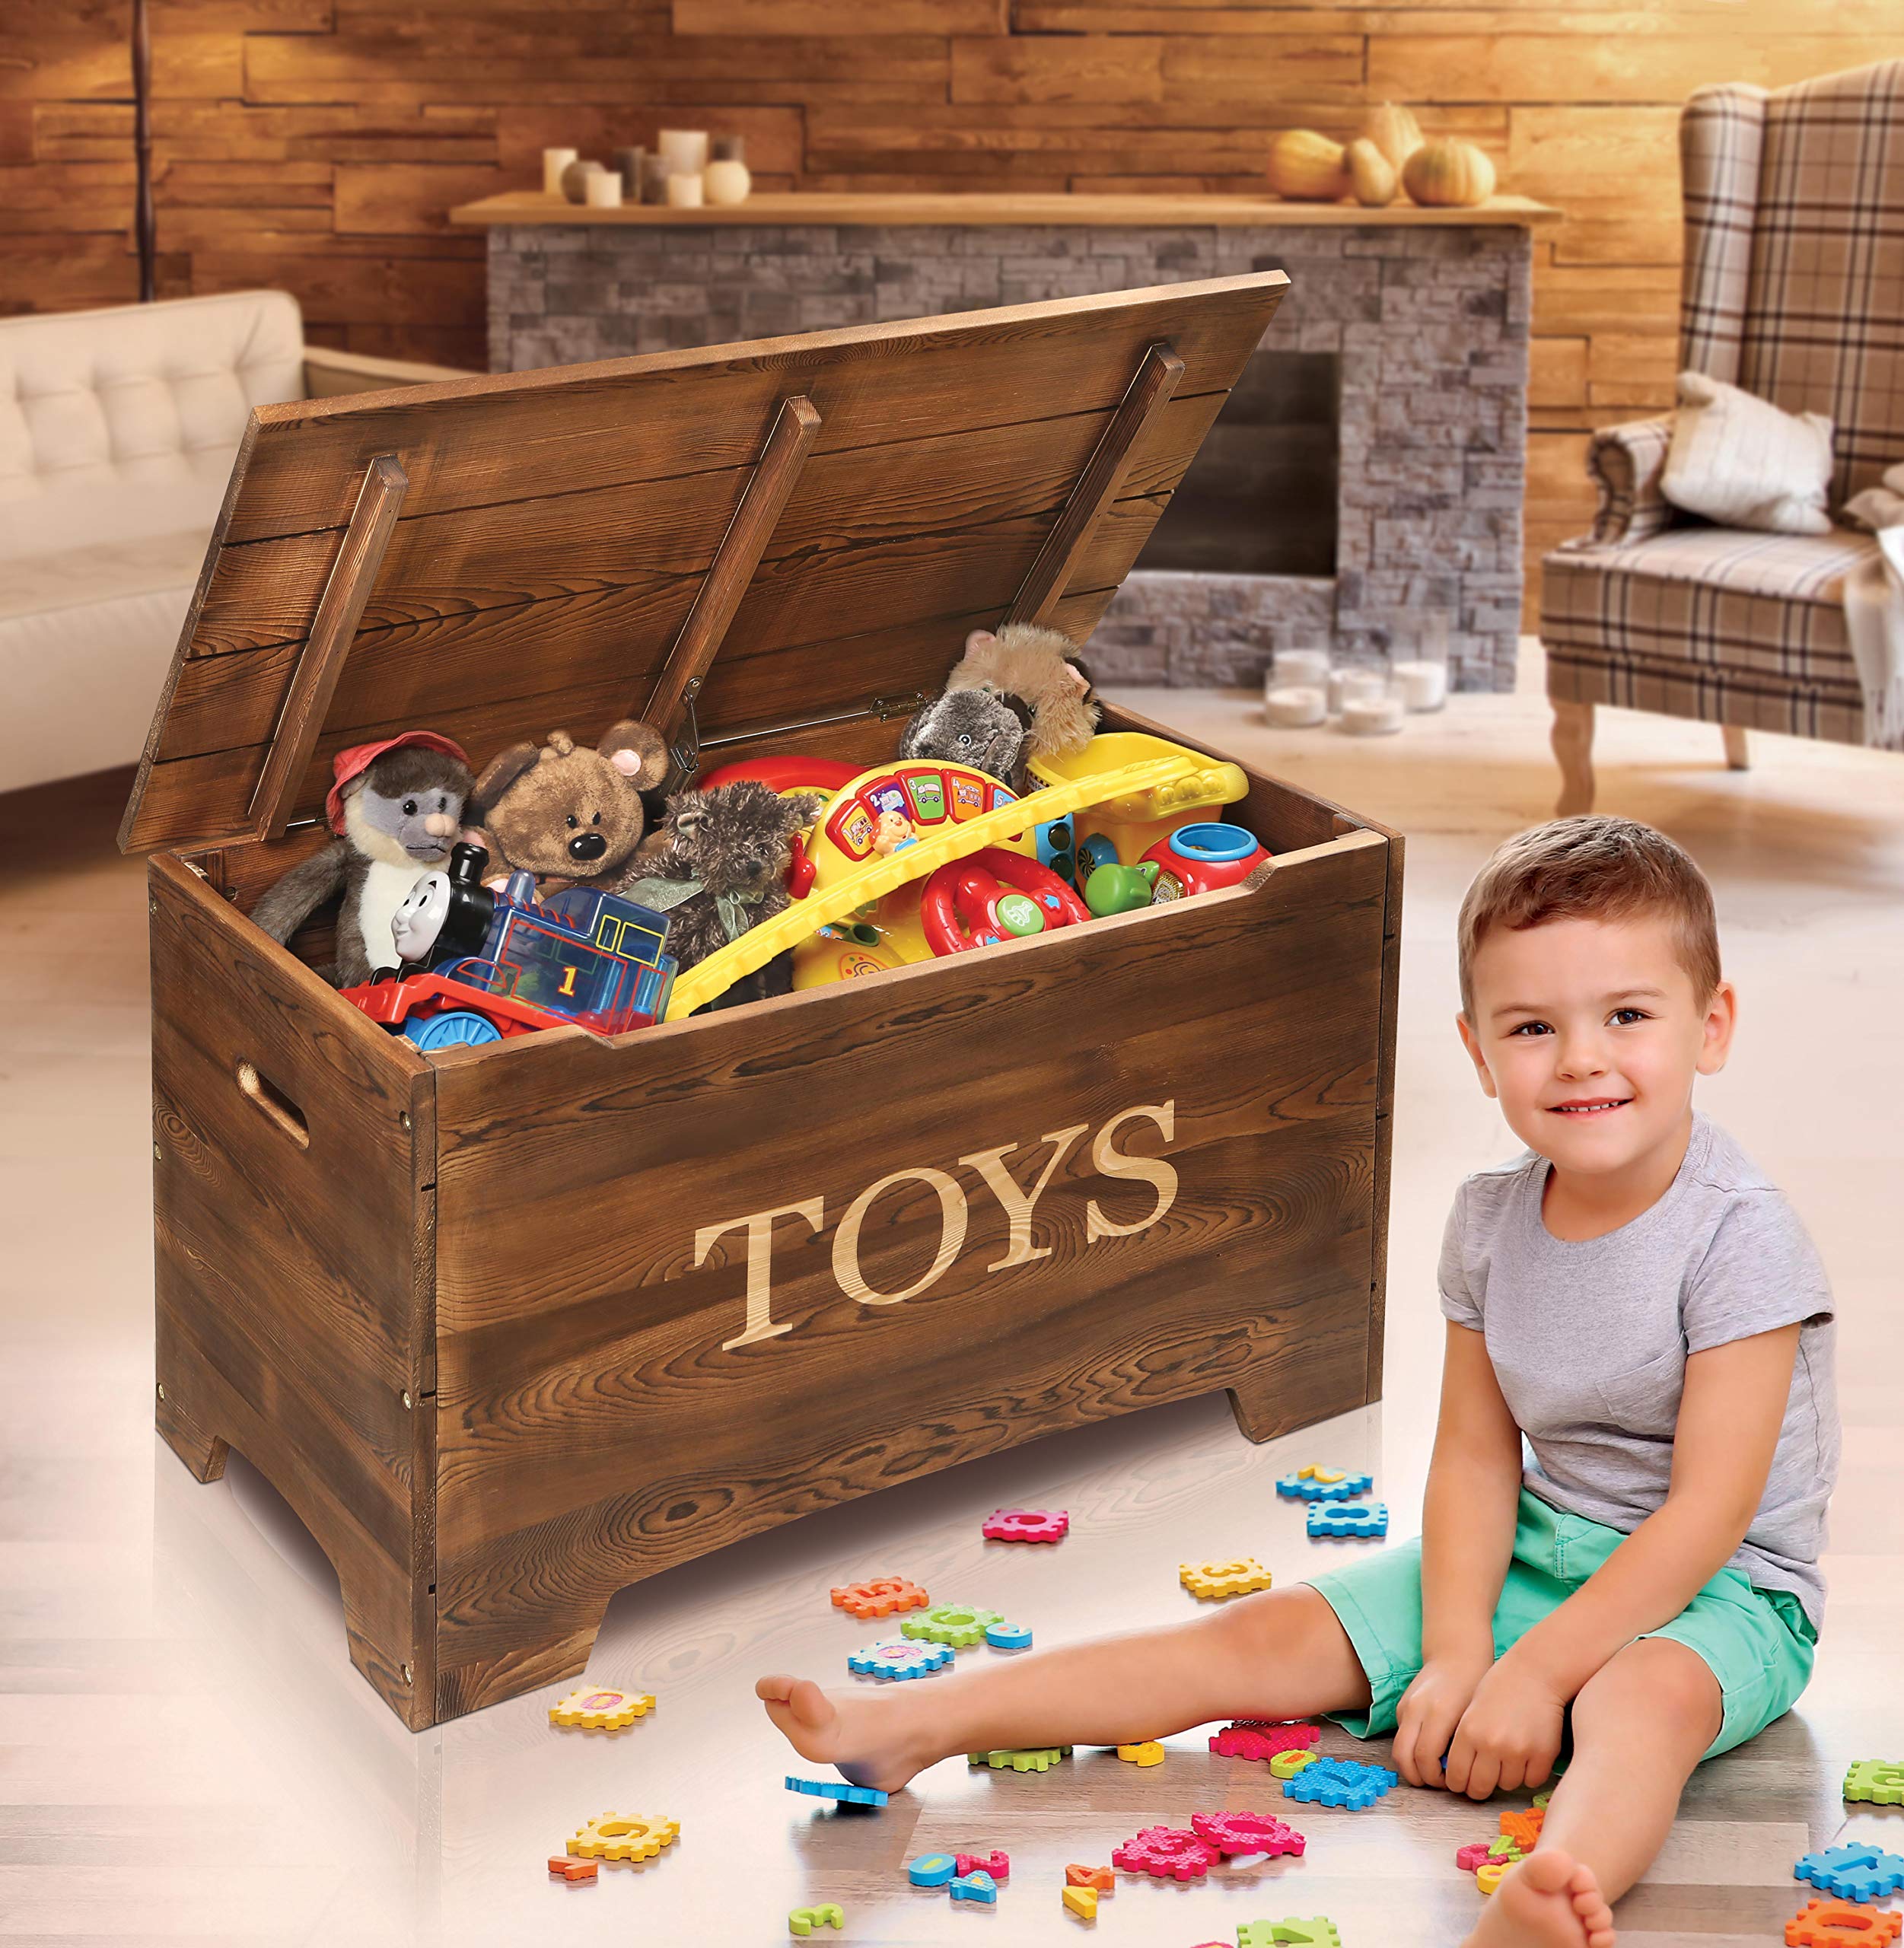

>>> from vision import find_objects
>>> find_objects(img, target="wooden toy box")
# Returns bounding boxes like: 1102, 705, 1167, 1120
123, 272, 1403, 1730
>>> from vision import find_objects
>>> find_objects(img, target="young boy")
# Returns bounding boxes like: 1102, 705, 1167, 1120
759, 816, 1838, 1948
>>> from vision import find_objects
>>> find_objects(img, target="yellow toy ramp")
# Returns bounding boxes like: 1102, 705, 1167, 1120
664, 753, 1198, 1020
1028, 730, 1247, 824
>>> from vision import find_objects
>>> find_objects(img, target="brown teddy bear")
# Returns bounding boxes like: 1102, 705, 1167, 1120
464, 721, 667, 895
619, 781, 826, 1012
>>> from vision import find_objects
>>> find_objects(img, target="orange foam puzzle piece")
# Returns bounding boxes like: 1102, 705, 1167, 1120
1787, 1902, 1904, 1948
1499, 1807, 1545, 1851
1065, 1864, 1115, 1891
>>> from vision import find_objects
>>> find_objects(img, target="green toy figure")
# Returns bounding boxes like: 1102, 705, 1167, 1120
1084, 860, 1159, 917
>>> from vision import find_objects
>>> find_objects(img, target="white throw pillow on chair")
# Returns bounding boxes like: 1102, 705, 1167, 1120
1662, 371, 1835, 535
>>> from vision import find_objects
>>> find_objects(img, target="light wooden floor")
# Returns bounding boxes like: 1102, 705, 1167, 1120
4, 646, 1901, 1946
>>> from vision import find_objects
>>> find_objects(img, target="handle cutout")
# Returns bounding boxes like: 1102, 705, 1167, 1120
236, 1061, 310, 1149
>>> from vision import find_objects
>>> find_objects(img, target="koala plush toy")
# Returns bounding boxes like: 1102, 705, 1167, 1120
464, 720, 668, 895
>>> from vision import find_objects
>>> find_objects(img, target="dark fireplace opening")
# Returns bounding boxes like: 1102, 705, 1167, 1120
1135, 349, 1339, 578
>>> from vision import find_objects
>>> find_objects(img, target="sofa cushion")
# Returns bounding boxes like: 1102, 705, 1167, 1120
1543, 524, 1877, 743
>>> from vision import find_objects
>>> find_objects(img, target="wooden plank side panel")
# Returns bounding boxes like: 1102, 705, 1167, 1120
148, 855, 438, 1726
428, 832, 1389, 1714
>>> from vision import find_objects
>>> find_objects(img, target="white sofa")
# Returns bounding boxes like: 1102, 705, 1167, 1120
0, 289, 466, 794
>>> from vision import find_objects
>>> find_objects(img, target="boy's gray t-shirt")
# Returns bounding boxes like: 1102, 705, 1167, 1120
1439, 1112, 1837, 1628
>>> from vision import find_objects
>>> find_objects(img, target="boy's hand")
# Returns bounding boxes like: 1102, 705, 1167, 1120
1442, 1650, 1566, 1798
1393, 1651, 1493, 1789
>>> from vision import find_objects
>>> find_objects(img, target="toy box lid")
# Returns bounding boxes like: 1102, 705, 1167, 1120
119, 271, 1287, 855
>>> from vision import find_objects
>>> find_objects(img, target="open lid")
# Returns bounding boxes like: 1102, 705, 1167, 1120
120, 271, 1287, 855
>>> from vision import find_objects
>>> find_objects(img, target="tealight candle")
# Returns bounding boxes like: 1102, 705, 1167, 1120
1264, 685, 1326, 728
1339, 694, 1406, 737
542, 147, 578, 196
1272, 648, 1331, 691
1394, 658, 1449, 711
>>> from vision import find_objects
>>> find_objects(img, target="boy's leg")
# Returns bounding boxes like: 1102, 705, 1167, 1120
759, 1585, 1372, 1792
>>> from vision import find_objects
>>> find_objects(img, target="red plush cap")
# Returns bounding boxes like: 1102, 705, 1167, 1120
325, 730, 470, 835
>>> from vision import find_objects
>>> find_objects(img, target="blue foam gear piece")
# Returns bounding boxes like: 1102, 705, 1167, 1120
907, 1853, 959, 1887
1282, 1755, 1398, 1810
1794, 1845, 1904, 1902
847, 1641, 954, 1680
949, 1870, 998, 1904
1306, 1501, 1389, 1538
984, 1622, 1033, 1650
785, 1775, 890, 1806
1276, 1473, 1374, 1501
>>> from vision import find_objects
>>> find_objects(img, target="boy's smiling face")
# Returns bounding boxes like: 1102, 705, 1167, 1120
1457, 911, 1737, 1177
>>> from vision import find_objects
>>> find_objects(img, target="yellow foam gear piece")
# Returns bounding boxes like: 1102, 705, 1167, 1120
1116, 1740, 1165, 1766
1297, 1466, 1346, 1484
566, 1812, 680, 1863
1269, 1749, 1318, 1779
664, 753, 1200, 1019
549, 1685, 656, 1730
1476, 1860, 1511, 1895
1063, 1885, 1099, 1921
1180, 1558, 1274, 1601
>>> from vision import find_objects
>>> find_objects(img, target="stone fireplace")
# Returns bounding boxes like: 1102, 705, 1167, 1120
459, 192, 1552, 691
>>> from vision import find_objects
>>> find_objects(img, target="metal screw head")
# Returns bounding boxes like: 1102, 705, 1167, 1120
401, 1389, 413, 1411
400, 1663, 413, 1685
154, 1141, 162, 1160
149, 899, 159, 915
400, 1112, 412, 1132
156, 1383, 167, 1402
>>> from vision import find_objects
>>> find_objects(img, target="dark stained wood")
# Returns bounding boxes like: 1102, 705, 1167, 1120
1008, 341, 1184, 627
643, 391, 820, 757
247, 452, 408, 840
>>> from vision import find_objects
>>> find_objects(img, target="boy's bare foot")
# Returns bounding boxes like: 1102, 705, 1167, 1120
1463, 1850, 1617, 1948
756, 1674, 942, 1794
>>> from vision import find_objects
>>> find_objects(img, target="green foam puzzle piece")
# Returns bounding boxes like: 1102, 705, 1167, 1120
1846, 1762, 1904, 1806
1239, 1920, 1342, 1948
966, 1745, 1071, 1772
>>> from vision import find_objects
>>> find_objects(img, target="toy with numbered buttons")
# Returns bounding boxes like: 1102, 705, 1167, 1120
1141, 821, 1272, 900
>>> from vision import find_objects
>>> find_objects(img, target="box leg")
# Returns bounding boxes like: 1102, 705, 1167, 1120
1227, 1373, 1302, 1445
156, 1383, 230, 1483
436, 1591, 611, 1722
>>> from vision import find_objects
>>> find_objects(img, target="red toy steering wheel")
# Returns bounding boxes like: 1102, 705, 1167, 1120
919, 848, 1090, 956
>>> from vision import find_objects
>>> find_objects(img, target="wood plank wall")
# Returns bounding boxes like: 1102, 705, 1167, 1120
4, 0, 1893, 623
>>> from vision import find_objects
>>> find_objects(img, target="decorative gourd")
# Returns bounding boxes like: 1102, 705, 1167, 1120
1403, 138, 1497, 208
1345, 138, 1397, 208
1266, 129, 1352, 202
1361, 102, 1425, 172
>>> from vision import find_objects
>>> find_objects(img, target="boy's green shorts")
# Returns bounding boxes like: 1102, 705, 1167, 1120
1307, 1488, 1816, 1762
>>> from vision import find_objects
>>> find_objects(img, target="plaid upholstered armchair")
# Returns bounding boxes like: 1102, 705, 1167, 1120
1541, 60, 1904, 814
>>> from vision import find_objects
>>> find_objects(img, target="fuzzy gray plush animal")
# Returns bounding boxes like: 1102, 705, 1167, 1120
250, 732, 474, 987
896, 686, 1031, 791
619, 781, 826, 1012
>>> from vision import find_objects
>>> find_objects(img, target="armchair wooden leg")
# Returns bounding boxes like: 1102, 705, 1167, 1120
1551, 700, 1596, 817
1722, 724, 1750, 771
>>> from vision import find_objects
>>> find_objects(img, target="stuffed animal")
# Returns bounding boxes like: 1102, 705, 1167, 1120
898, 623, 1100, 793
250, 732, 474, 988
896, 686, 1030, 791
464, 721, 667, 895
619, 781, 826, 1011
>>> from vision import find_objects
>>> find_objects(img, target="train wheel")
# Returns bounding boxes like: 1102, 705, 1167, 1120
403, 1009, 502, 1052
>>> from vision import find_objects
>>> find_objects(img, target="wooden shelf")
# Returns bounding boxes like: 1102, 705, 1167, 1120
451, 189, 1562, 231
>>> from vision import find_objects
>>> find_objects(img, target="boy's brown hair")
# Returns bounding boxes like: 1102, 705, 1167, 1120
1457, 815, 1721, 1019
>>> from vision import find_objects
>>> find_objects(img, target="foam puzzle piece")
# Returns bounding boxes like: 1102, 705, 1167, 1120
982, 1508, 1069, 1543
1532, 1789, 1552, 1810
1845, 1762, 1904, 1806
1786, 1901, 1904, 1948
848, 1640, 954, 1680
549, 1685, 656, 1730
1065, 1864, 1115, 1891
1237, 1919, 1342, 1948
908, 1854, 958, 1887
1500, 1807, 1546, 1852
1180, 1558, 1275, 1600
788, 1904, 845, 1936
548, 1855, 598, 1883
1062, 1885, 1098, 1921
1307, 1502, 1390, 1539
1276, 1473, 1376, 1502
1456, 1841, 1495, 1872
985, 1622, 1034, 1650
785, 1776, 889, 1806
1190, 1810, 1307, 1858
1487, 1837, 1524, 1862
1796, 1846, 1904, 1902
956, 1851, 1010, 1881
830, 1576, 929, 1619
1271, 1750, 1319, 1780
968, 1746, 1071, 1772
1283, 1755, 1399, 1810
1116, 1740, 1165, 1766
566, 1813, 680, 1863
1209, 1720, 1322, 1762
903, 1602, 1004, 1647
949, 1870, 998, 1904
1110, 1825, 1221, 1881
1476, 1860, 1511, 1895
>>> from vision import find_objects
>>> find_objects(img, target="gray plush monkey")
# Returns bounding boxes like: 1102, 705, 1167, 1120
896, 686, 1033, 791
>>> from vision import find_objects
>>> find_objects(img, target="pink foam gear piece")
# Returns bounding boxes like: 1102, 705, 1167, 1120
1189, 1810, 1307, 1858
955, 1850, 1009, 1881
1110, 1825, 1221, 1882
1208, 1720, 1323, 1762
1457, 1841, 1495, 1872
981, 1508, 1069, 1543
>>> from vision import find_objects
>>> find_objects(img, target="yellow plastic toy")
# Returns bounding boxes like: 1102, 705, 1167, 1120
1179, 1558, 1275, 1601
566, 1811, 680, 1863
1116, 1740, 1166, 1767
666, 750, 1202, 1019
1028, 730, 1250, 880
549, 1685, 655, 1730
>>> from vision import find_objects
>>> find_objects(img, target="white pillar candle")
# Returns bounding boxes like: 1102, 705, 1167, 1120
1272, 648, 1331, 691
657, 129, 711, 175
1338, 694, 1406, 736
584, 170, 623, 208
1263, 684, 1326, 728
1394, 657, 1448, 711
1339, 670, 1388, 708
542, 147, 578, 196
664, 171, 705, 208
